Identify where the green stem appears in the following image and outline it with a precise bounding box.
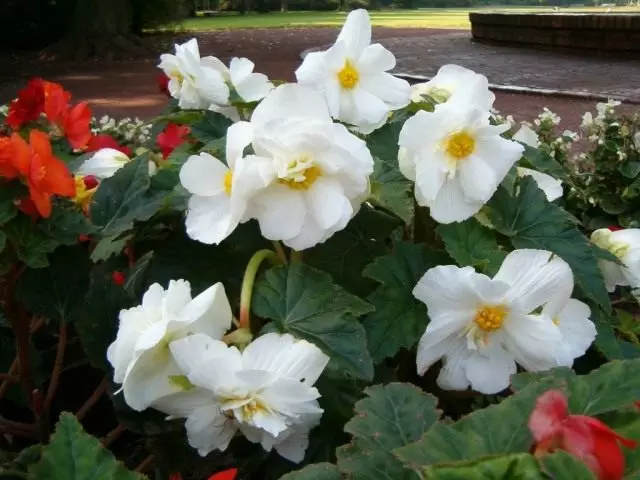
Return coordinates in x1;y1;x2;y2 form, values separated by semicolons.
272;241;288;264
290;250;303;263
239;249;282;330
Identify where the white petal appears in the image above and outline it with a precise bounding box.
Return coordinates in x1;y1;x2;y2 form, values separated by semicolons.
177;282;232;339
503;314;562;371
416;316;467;375
107;307;146;383
497;250;574;313
397;147;416;181
436;340;471;391
253;185;306;241
307;178;352;230
474;133;524;181
121;349;182;411
295;51;329;88
228;57;254;82
413;265;483;316
180;152;228;197
151;389;213;418
185;194;237;245
251;84;331;128
556;299;595;362
242;333;329;385
76;148;129;179
358;72;411;110
141;283;165;310
458;155;498;202
185;405;237;456
336;9;371;57
357;44;395;73
163;279;193;318
195;66;230;107
517;167;563;202
274;427;311;463
341;87;388;130
513;124;540;148
284;216;330;251
169;333;232;376
225;122;254;168
465;345;516;394
430;177;484;224
598;259;627;292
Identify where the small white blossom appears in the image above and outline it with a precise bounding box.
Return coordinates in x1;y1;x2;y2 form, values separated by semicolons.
591;228;640;291
512;124;539;148
107;281;233;411
398;102;524;224
414;249;570;394
296;9;411;134
154;333;329;462
410;64;495;110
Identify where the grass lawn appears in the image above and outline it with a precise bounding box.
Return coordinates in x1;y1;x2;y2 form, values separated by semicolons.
177;6;640;31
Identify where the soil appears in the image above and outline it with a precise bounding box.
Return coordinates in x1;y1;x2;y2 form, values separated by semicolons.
0;27;637;130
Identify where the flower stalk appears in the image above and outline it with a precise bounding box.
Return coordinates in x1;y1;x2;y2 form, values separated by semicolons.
239;249;283;330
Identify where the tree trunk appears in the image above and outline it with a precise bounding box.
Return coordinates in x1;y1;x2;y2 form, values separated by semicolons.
41;0;147;61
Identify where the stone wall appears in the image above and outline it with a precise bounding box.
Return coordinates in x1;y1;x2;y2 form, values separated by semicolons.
470;13;640;53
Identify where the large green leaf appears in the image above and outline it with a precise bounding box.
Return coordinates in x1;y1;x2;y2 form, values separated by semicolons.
337;383;441;480
305;207;399;296
423;453;542;480
253;263;374;380
541;451;596;479
3;216;60;268
38;200;94;245
396;379;558;468
511;359;640;415
436;218;506;276
0;181;24;225
90;155;165;238
362;242;448;363
366;118;414;224
613;415;640;479
16;246;92;324
28;412;142;480
190;111;233;144
73;261;135;370
486;176;611;312
520;144;566;180
591;308;640;360
280;463;341;480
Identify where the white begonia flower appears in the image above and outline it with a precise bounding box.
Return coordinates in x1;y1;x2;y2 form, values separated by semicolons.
201;56;273;121
77;148;156;179
106;280;232;412
154;333;329;462
158;38;229;110
410;64;495;110
581;112;594;129
295;9;411;134
398;102;524;224
76;148;129;179
537;265;595;367
634;131;640;149
516;168;563;202
225;83;374;250
414;249;570;395
591;228;640;292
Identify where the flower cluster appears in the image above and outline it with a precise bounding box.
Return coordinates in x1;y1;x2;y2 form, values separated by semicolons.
91;115;152;146
107;280;329;462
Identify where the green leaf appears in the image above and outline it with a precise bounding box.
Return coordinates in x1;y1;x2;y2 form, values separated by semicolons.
396;379;559;468
90;235;129;262
362;242;448;363
4;217;60;268
612;415;640;478
337;383;441;480
591;308;640;360
486;176;611;312
541;451;596;479
619;161;640;179
90;155;165;238
366;119;414;223
124;251;154;298
437;218;506;275
16;246;92;324
74;262;135;370
0;181;24;225
153;110;204;125
511;359;640;415
280;463;341;480
305;207;399;296
520;144;566;180
0;231;5;253
253;262;374;380
37;200;94;245
423;453;542;479
191;111;233;144
28;412;142;480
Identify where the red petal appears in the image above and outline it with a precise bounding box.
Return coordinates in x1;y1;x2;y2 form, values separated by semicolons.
83;175;99;190
156;123;190;159
208;468;238;480
608;225;622;232
529;389;569;443
86;134;132;156
580;416;638;449
112;271;126;286
63;102;92;150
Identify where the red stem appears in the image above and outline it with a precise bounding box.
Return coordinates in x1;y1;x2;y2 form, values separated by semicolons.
44;322;68;411
102;423;126;448
76;377;108;421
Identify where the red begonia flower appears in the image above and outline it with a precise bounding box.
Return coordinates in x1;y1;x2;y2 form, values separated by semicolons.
156;123;191;159
209;468;238;480
86;134;133;157
6;78;46;129
157;72;171;97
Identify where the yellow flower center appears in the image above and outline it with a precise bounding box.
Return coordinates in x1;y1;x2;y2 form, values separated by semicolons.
73;176;97;212
279;165;322;191
427;87;452;103
223;170;233;195
552;317;560;326
337;60;359;90
241;399;266;419
444;131;476;160
591;230;630;259
474;305;507;332
171;70;184;84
